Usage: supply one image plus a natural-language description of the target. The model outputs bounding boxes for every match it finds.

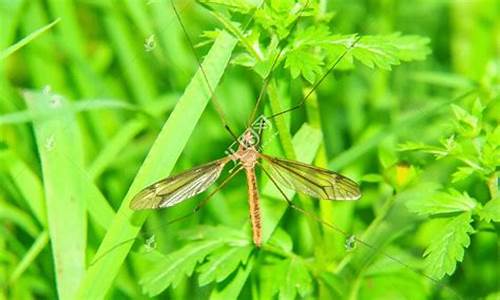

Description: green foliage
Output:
[400,88,498,281]
[211,0,430,81]
[141,226,252,296]
[423,212,474,279]
[271,257,313,300]
[479,197,500,222]
[1,0,498,299]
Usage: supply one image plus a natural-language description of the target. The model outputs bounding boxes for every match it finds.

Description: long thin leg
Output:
[171,0,263,143]
[170,0,236,141]
[258,163,455,296]
[90,166,242,266]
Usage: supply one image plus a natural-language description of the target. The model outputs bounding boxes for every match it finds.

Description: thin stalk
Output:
[266,80,322,252]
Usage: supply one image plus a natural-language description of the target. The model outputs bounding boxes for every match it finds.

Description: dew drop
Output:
[345,235,356,251]
[45,135,55,151]
[144,234,156,252]
[50,95,62,107]
[144,34,156,52]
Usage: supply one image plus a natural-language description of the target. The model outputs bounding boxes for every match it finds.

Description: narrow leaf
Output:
[0,18,60,60]
[24,91,86,299]
[76,31,237,299]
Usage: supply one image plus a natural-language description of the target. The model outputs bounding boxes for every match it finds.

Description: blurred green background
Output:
[0,0,498,299]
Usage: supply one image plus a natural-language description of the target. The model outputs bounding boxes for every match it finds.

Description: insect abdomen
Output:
[245,168,262,247]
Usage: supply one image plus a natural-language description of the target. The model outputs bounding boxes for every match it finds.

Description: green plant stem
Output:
[266,80,322,252]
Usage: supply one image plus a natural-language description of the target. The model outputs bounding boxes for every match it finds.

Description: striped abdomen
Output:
[245,167,261,247]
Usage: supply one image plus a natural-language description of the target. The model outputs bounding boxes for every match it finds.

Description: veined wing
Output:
[130,157,230,210]
[260,154,361,200]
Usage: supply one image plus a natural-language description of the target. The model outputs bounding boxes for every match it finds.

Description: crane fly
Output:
[102,2,465,299]
[130,121,361,247]
[118,2,463,298]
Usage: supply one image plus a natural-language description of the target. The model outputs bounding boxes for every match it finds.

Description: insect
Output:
[130,125,361,246]
[129,0,362,248]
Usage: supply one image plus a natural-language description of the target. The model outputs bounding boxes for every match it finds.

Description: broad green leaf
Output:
[406,189,477,216]
[479,197,500,222]
[140,240,222,296]
[197,245,253,286]
[423,212,474,279]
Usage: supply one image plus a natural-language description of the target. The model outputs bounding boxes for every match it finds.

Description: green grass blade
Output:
[0,201,40,237]
[0,18,60,60]
[0,149,46,225]
[9,230,49,284]
[24,90,86,300]
[76,31,237,299]
[0,99,139,126]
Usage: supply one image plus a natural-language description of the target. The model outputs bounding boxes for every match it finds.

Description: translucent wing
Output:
[130,158,229,210]
[261,154,361,200]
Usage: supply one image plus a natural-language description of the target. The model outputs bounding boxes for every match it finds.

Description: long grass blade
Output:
[24,91,86,300]
[0,18,60,60]
[76,31,237,299]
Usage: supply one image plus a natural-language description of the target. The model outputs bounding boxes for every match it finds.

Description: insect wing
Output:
[130,158,229,210]
[261,154,361,200]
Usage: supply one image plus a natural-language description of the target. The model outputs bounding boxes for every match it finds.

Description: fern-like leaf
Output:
[197,245,253,286]
[479,198,500,223]
[140,240,222,296]
[423,212,474,279]
[406,189,478,216]
[269,257,313,300]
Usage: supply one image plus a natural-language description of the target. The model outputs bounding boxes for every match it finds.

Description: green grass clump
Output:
[1,1,498,299]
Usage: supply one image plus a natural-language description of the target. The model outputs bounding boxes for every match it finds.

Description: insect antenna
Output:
[171,0,263,143]
[241,1,362,122]
[247,0,312,127]
[258,163,463,300]
[267,36,361,119]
